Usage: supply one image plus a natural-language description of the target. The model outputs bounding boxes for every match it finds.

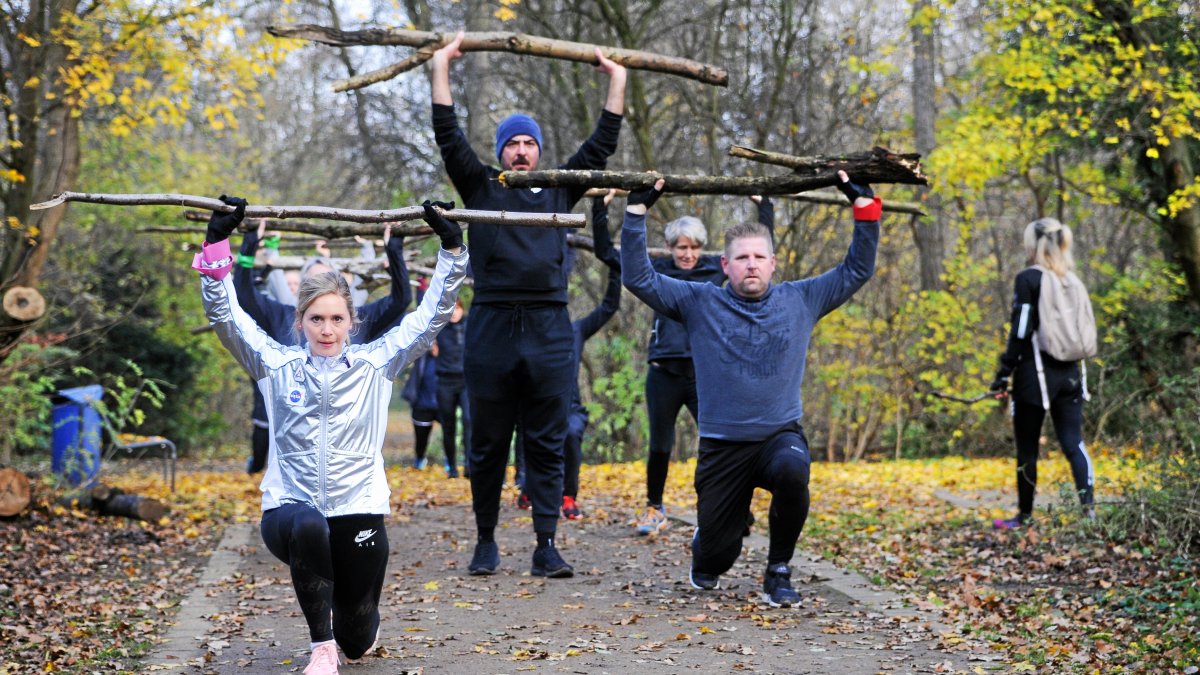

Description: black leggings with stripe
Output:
[260,504,388,658]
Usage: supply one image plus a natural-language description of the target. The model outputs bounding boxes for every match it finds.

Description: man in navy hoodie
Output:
[428,31,625,579]
[620,173,881,608]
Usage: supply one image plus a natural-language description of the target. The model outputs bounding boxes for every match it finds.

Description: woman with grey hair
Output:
[635,196,774,536]
[989,217,1097,529]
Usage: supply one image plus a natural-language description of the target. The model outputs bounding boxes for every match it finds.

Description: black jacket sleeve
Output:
[432,103,491,205]
[233,230,293,343]
[996,269,1041,378]
[591,196,619,270]
[756,196,775,228]
[358,235,413,343]
[576,267,622,342]
[561,109,623,207]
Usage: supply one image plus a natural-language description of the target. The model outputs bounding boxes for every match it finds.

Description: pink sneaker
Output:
[304,641,340,675]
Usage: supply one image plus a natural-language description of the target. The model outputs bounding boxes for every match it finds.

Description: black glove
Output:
[205,195,247,244]
[988,375,1010,393]
[421,200,463,251]
[627,182,664,210]
[836,176,874,205]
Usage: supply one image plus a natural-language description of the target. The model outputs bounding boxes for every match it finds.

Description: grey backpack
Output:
[1032,265,1097,361]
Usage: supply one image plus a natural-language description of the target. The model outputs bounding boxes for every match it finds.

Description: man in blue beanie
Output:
[428,31,625,579]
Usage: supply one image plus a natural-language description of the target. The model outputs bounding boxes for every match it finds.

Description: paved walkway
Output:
[144,495,982,674]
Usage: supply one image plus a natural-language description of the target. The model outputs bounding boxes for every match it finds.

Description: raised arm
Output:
[596,48,627,116]
[575,193,622,339]
[194,235,279,380]
[798,172,881,318]
[620,180,695,321]
[363,205,467,379]
[428,32,489,201]
[358,224,415,342]
[232,227,295,343]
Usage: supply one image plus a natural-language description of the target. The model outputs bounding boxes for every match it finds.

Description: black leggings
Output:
[436,378,471,472]
[1012,396,1094,516]
[260,504,388,658]
[644,361,698,506]
[693,424,811,575]
[411,407,437,462]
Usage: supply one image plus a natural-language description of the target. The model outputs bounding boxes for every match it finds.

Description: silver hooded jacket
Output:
[201,246,469,517]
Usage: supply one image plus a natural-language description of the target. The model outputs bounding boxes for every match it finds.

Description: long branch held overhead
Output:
[500,148,927,196]
[267,25,729,91]
[30,192,585,239]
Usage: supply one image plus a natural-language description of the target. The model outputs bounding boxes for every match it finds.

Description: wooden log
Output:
[0,467,32,517]
[2,286,46,322]
[102,493,166,522]
[728,145,925,179]
[30,192,586,232]
[58,484,165,522]
[780,191,927,216]
[267,25,729,89]
[500,148,927,196]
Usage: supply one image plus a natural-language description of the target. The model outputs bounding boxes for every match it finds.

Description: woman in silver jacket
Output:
[194,197,468,675]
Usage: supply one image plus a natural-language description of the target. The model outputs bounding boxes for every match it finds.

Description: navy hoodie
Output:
[432,103,621,305]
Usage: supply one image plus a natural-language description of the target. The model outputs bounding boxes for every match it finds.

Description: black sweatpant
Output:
[563,408,588,499]
[260,504,388,658]
[693,424,811,576]
[644,360,698,506]
[248,422,269,474]
[1011,368,1094,516]
[436,376,471,473]
[411,407,437,462]
[465,304,572,535]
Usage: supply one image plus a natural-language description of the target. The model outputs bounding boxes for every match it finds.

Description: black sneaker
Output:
[468,541,500,576]
[762,563,799,607]
[531,546,574,578]
[689,568,721,590]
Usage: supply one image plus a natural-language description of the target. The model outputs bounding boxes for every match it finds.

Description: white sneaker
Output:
[303,641,340,675]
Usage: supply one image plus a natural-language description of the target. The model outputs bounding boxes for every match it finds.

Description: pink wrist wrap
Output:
[192,239,233,281]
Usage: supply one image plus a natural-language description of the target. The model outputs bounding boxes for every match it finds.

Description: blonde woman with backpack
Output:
[989,217,1097,529]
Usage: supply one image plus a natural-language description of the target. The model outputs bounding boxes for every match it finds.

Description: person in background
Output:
[434,299,471,478]
[988,217,1096,529]
[402,348,440,470]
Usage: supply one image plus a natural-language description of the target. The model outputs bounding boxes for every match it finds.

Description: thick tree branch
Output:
[501,149,927,196]
[30,192,585,238]
[780,191,927,216]
[267,25,728,88]
[728,145,926,180]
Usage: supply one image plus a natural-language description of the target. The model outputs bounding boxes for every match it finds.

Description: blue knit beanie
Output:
[495,114,543,161]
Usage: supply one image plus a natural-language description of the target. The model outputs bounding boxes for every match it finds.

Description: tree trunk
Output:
[909,0,947,291]
[266,25,729,89]
[1155,140,1200,310]
[0,0,80,360]
[0,467,32,517]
